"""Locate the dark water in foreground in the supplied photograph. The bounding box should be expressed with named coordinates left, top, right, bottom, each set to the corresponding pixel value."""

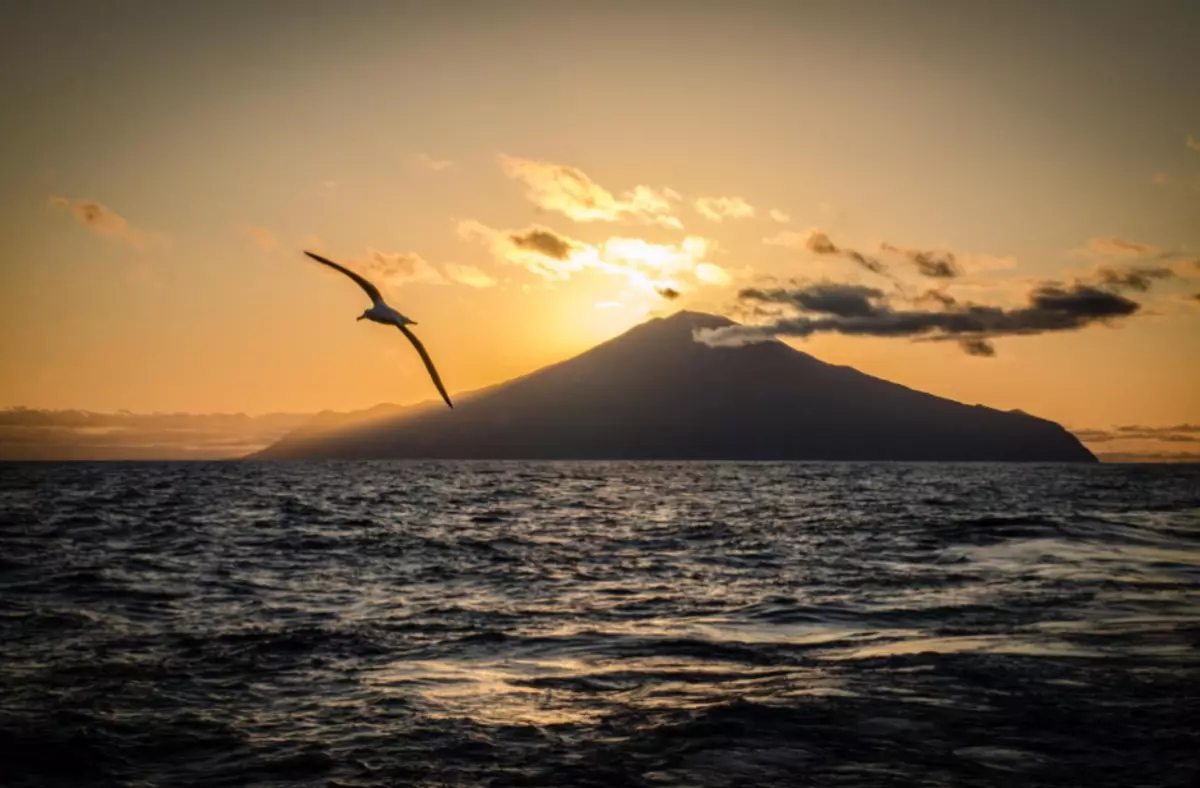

left=1, top=462, right=1198, bottom=787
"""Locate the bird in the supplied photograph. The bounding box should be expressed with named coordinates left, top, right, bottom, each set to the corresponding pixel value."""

left=303, top=250, right=453, bottom=409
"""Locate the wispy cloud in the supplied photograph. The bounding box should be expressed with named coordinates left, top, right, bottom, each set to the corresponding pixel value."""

left=917, top=289, right=958, bottom=308
left=765, top=228, right=889, bottom=276
left=768, top=209, right=791, bottom=224
left=48, top=197, right=165, bottom=249
left=412, top=152, right=454, bottom=171
left=694, top=196, right=755, bottom=222
left=1087, top=236, right=1160, bottom=256
left=880, top=242, right=960, bottom=278
left=355, top=249, right=445, bottom=287
left=1188, top=135, right=1200, bottom=152
left=444, top=263, right=496, bottom=288
left=498, top=155, right=683, bottom=229
left=459, top=219, right=725, bottom=294
left=1153, top=172, right=1168, bottom=186
left=234, top=224, right=280, bottom=253
left=1095, top=265, right=1175, bottom=292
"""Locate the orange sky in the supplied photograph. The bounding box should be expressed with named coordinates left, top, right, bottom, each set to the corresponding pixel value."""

left=1, top=1, right=1197, bottom=449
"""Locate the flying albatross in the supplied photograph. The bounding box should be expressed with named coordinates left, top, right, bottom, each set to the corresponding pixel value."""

left=304, top=250, right=453, bottom=409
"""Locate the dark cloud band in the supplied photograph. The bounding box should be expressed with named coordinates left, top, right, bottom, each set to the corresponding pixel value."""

left=698, top=281, right=1141, bottom=355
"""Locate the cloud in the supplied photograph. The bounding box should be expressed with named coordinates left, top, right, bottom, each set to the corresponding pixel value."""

left=356, top=248, right=445, bottom=287
left=1115, top=423, right=1200, bottom=437
left=740, top=283, right=886, bottom=318
left=1153, top=172, right=1168, bottom=186
left=1096, top=265, right=1175, bottom=292
left=696, top=281, right=1141, bottom=354
left=769, top=209, right=791, bottom=224
left=235, top=224, right=280, bottom=253
left=766, top=229, right=889, bottom=277
left=959, top=253, right=1019, bottom=273
left=656, top=286, right=681, bottom=300
left=48, top=196, right=164, bottom=249
left=498, top=155, right=682, bottom=229
left=509, top=227, right=580, bottom=260
left=1075, top=421, right=1200, bottom=462
left=459, top=219, right=720, bottom=293
left=413, top=152, right=454, bottom=171
left=0, top=408, right=310, bottom=460
left=917, top=289, right=958, bottom=308
left=694, top=196, right=755, bottom=222
left=959, top=337, right=996, bottom=357
left=1188, top=135, right=1200, bottom=152
left=459, top=220, right=585, bottom=281
left=1088, top=236, right=1160, bottom=256
left=880, top=242, right=961, bottom=278
left=444, top=263, right=496, bottom=288
left=695, top=262, right=732, bottom=285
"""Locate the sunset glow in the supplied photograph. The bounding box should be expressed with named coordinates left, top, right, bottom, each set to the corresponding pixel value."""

left=0, top=1, right=1197, bottom=460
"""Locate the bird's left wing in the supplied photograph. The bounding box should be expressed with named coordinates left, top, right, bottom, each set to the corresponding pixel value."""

left=304, top=251, right=384, bottom=306
left=397, top=324, right=454, bottom=409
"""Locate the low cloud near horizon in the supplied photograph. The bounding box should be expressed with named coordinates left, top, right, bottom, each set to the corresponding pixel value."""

left=0, top=408, right=311, bottom=460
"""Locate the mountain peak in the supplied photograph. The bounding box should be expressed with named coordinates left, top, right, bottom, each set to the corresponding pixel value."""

left=648, top=310, right=738, bottom=335
left=609, top=310, right=739, bottom=351
left=654, top=310, right=736, bottom=329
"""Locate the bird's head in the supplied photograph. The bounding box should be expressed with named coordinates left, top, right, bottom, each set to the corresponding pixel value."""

left=357, top=310, right=369, bottom=321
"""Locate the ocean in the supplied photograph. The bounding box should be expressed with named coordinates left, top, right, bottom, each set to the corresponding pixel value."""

left=1, top=461, right=1197, bottom=787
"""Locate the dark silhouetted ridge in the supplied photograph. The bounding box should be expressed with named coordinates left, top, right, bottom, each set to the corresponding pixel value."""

left=252, top=311, right=1097, bottom=461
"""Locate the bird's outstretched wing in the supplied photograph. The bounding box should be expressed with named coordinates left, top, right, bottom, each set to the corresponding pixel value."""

left=397, top=324, right=454, bottom=409
left=304, top=250, right=384, bottom=306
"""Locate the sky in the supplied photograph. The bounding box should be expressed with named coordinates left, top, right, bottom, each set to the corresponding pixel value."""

left=0, top=0, right=1197, bottom=458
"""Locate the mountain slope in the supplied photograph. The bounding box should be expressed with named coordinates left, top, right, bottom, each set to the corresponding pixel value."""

left=251, top=311, right=1096, bottom=461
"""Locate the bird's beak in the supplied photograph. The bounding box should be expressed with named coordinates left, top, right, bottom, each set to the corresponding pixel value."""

left=356, top=315, right=365, bottom=321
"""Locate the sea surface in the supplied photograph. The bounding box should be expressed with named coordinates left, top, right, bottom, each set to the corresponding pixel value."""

left=1, top=462, right=1198, bottom=787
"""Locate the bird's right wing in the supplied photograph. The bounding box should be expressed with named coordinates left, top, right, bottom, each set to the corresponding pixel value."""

left=304, top=251, right=384, bottom=305
left=397, top=324, right=454, bottom=409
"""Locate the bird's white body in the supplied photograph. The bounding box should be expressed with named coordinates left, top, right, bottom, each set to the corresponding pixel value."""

left=359, top=303, right=414, bottom=327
